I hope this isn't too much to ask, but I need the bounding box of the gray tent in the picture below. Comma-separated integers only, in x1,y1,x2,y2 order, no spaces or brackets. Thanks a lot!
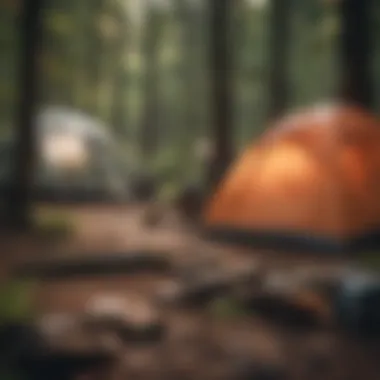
0,107,132,201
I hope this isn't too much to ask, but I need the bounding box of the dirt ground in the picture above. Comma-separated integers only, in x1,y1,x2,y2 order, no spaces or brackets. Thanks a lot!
3,204,380,380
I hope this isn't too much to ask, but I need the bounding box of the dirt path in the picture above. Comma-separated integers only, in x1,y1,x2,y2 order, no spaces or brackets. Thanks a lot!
7,205,372,380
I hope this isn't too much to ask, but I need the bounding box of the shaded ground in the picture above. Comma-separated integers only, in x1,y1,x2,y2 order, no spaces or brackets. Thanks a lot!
3,204,380,379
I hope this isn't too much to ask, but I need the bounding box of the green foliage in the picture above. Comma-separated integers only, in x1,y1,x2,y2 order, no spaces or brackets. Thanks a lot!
44,10,76,37
1,0,379,195
208,296,246,320
33,209,76,241
358,251,380,271
0,280,36,323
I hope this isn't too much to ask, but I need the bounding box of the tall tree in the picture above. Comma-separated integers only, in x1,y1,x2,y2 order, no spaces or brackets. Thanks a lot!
39,0,79,107
176,0,204,181
339,0,373,109
139,4,163,162
110,9,129,137
208,0,233,191
72,0,91,109
267,0,291,121
86,0,105,117
177,1,200,133
7,0,43,229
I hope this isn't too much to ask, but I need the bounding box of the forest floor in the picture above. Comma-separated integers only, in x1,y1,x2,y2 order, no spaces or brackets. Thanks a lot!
2,204,380,380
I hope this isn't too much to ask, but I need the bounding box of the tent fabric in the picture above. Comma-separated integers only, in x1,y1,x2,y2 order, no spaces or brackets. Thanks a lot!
0,107,130,201
203,104,380,251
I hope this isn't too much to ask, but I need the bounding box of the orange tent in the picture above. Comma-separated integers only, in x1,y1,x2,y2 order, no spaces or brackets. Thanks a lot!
203,104,380,252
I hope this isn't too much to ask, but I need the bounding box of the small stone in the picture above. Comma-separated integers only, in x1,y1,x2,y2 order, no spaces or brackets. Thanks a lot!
263,271,299,293
35,312,122,356
155,281,184,305
84,294,166,344
228,264,263,300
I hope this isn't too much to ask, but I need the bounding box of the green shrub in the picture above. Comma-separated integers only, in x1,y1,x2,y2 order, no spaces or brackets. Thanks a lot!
208,296,247,320
0,279,36,324
33,209,75,241
358,251,380,271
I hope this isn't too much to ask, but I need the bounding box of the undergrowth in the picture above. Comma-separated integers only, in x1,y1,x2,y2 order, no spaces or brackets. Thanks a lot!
0,279,36,323
33,208,75,241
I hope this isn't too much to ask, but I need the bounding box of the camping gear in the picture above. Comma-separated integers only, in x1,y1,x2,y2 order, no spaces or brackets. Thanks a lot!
204,104,380,252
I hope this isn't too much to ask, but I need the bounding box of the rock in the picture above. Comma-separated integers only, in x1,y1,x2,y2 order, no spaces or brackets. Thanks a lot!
155,280,184,306
333,270,380,338
36,313,121,355
243,290,330,330
84,294,166,344
239,269,335,329
158,271,240,308
4,314,120,380
291,266,347,300
172,256,221,284
160,262,262,309
228,263,264,301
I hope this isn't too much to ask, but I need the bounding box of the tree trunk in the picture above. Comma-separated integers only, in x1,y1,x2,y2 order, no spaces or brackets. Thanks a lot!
140,6,162,162
111,14,129,138
7,0,43,229
208,0,233,192
339,0,373,109
178,1,199,143
111,67,128,137
267,0,291,121
72,0,90,109
86,0,104,117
